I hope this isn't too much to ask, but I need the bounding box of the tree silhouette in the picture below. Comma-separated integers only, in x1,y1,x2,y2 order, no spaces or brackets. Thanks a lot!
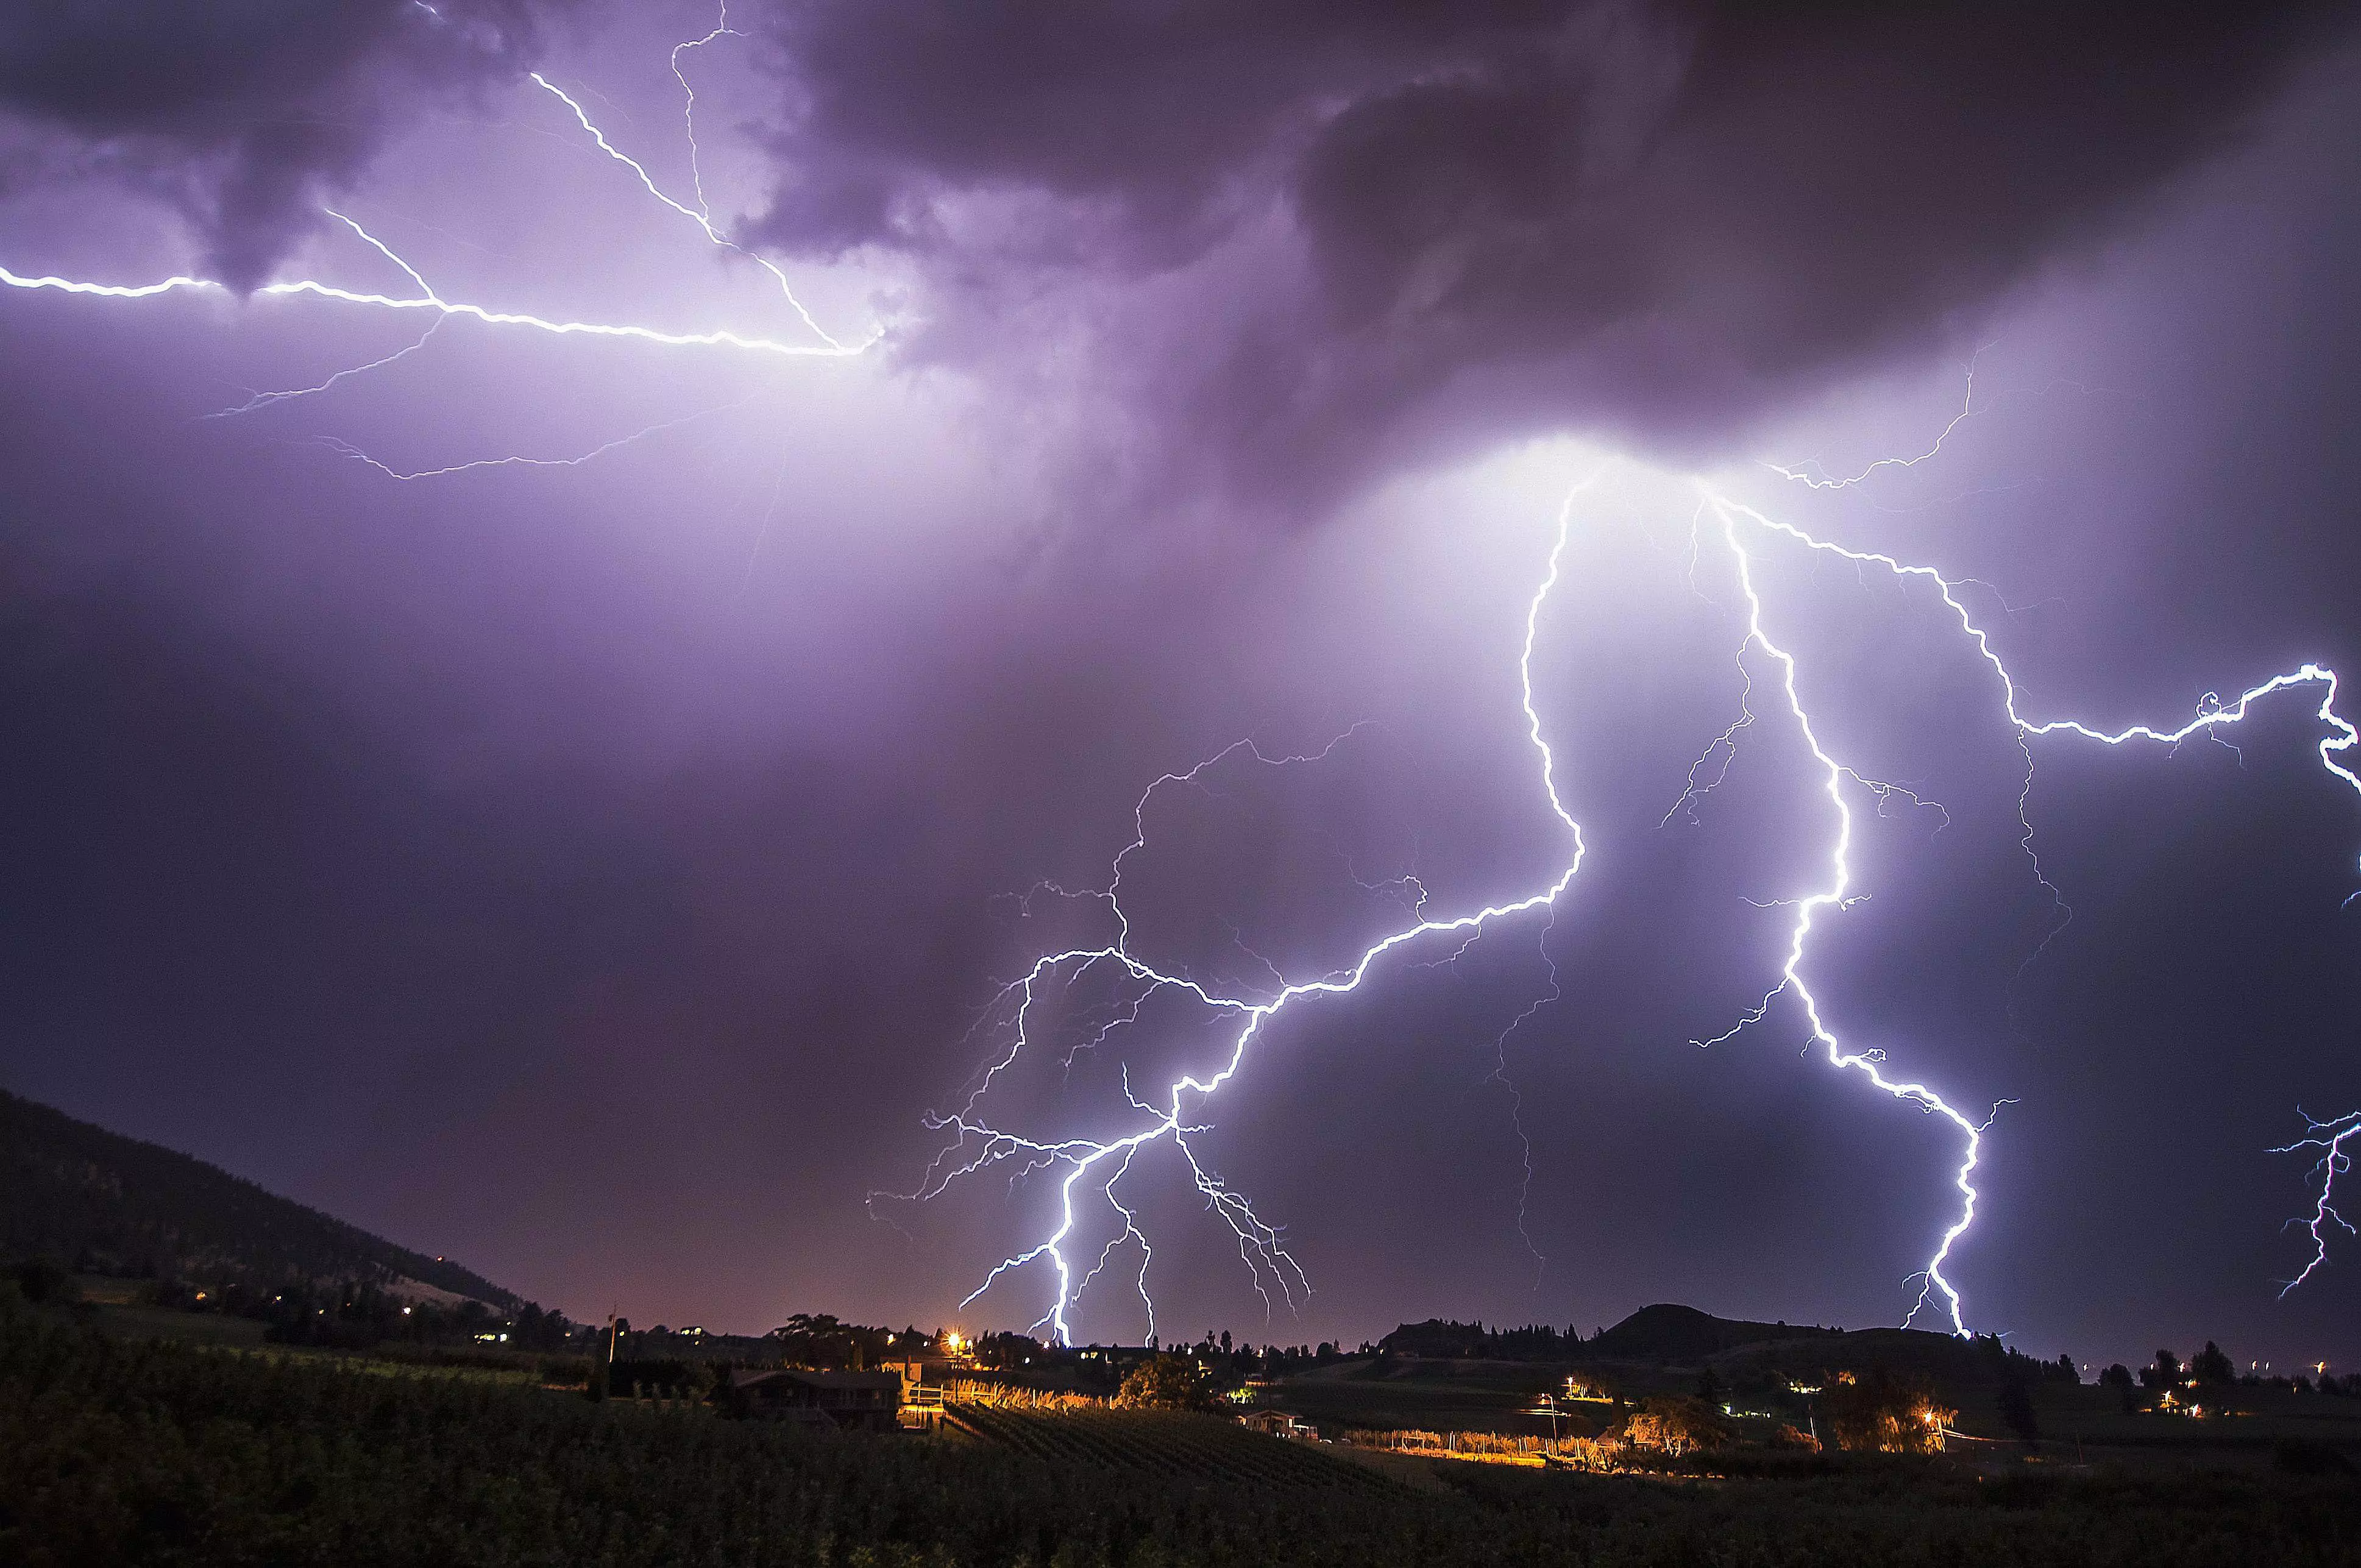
1113,1355,1220,1411
2190,1342,2234,1386
1998,1376,2040,1444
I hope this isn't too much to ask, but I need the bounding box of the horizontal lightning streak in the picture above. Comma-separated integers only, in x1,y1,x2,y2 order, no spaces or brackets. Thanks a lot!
2,236,859,358
4,41,867,374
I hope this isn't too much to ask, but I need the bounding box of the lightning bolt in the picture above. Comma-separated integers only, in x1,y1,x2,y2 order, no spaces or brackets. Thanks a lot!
10,14,2355,1333
670,3,743,224
1486,912,1560,1293
317,394,756,480
0,213,856,360
2274,1110,2361,1296
1684,482,2359,1324
911,439,2360,1344
1766,344,1992,491
1689,487,2001,1333
886,483,1594,1344
3,16,868,473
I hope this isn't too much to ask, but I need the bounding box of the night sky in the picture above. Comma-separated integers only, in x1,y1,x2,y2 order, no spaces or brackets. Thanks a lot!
4,2,2360,1374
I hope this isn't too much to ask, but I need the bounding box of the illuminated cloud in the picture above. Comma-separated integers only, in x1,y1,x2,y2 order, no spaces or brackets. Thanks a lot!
0,0,550,290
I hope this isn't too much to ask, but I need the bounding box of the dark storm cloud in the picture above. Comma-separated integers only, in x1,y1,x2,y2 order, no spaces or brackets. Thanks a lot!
0,0,547,290
746,0,2352,503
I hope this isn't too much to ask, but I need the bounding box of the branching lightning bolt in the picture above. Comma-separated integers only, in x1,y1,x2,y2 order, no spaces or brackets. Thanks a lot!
1765,346,1992,491
1688,488,2000,1333
2274,1110,2361,1296
11,8,2357,1333
0,213,856,359
1679,481,2361,1322
3,15,867,473
884,484,1594,1343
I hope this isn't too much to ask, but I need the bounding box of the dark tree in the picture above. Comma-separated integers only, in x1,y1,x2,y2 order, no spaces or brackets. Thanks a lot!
2190,1341,2234,1386
2140,1349,2182,1389
1695,1367,1724,1407
1998,1376,2040,1444
10,1258,72,1305
2100,1363,2139,1412
2056,1353,2078,1383
1113,1355,1220,1411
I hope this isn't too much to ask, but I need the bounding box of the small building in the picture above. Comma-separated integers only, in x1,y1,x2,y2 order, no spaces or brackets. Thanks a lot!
1241,1410,1317,1440
727,1369,904,1431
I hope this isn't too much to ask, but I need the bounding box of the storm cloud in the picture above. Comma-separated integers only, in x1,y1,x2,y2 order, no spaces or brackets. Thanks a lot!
7,3,2345,495
741,1,2351,506
0,0,548,291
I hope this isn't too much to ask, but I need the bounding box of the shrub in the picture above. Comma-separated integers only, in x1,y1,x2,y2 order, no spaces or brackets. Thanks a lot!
1622,1396,1728,1456
1113,1353,1220,1412
1817,1368,1953,1454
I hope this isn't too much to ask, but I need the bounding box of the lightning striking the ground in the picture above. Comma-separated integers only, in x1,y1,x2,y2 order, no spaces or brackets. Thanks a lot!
884,484,1592,1344
1679,482,2360,1325
901,453,2360,1344
7,13,2356,1342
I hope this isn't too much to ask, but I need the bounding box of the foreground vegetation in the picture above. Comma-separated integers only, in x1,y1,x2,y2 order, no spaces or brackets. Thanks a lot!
3,1308,2356,1567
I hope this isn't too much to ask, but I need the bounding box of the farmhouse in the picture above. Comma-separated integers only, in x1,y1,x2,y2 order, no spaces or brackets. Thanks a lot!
726,1369,904,1431
1241,1410,1318,1440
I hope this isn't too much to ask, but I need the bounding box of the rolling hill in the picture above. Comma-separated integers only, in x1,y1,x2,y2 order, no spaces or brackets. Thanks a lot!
0,1088,514,1305
1584,1303,1847,1362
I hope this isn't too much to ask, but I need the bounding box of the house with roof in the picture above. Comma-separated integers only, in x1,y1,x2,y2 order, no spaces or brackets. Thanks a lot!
723,1368,904,1431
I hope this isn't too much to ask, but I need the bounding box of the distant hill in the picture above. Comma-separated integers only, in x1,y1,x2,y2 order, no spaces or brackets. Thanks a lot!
0,1088,514,1306
1573,1304,2069,1391
1585,1304,1845,1363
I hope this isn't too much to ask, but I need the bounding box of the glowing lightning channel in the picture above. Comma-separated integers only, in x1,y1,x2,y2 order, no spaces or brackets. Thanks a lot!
0,218,857,358
317,394,755,480
1691,488,2002,1333
671,4,742,222
2274,1110,2361,1296
1689,483,2361,1322
1716,497,2361,860
1766,346,1991,490
893,482,1594,1344
4,27,867,409
527,68,864,355
1486,911,1560,1292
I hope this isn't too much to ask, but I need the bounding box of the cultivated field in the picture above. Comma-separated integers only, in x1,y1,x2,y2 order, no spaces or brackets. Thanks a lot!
942,1403,1391,1490
7,1307,2357,1567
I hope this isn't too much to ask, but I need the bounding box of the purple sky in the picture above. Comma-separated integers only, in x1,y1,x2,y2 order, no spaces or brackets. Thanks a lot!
4,2,2360,1372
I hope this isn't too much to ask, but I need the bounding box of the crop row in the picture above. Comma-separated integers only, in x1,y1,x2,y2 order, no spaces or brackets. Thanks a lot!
943,1405,1389,1492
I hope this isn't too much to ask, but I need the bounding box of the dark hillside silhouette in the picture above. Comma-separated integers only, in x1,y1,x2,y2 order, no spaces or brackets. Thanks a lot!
0,1088,513,1305
1585,1305,1844,1362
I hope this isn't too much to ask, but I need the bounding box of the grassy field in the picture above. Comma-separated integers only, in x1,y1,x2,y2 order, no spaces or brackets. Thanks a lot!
7,1308,2359,1566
